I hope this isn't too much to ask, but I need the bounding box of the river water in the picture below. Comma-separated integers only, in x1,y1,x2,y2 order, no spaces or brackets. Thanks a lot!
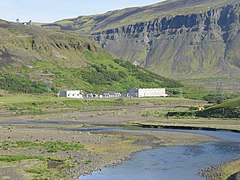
79,129,240,180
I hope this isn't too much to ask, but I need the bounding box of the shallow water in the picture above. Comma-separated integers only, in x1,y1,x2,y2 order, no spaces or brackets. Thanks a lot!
79,130,240,180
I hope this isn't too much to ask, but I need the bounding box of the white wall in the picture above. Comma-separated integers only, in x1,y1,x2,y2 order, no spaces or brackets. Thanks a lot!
138,88,167,97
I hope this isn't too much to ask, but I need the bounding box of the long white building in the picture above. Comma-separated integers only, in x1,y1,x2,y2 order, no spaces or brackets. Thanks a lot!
59,90,83,98
128,88,168,98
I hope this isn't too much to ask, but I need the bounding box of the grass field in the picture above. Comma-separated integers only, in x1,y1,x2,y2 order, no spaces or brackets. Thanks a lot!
0,92,239,179
0,93,207,115
182,77,240,94
196,97,240,118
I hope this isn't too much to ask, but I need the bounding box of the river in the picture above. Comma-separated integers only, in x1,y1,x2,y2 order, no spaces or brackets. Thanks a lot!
79,129,240,180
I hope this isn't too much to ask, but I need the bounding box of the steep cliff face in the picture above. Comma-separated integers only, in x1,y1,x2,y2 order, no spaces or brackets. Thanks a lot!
93,2,240,79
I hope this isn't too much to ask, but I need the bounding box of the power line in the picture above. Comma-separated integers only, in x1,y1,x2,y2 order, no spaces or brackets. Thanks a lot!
216,80,223,94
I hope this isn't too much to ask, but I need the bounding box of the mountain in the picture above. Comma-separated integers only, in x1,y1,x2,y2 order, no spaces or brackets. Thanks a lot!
47,0,240,79
0,21,181,94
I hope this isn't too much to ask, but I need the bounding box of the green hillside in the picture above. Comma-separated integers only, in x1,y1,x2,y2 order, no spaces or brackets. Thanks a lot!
45,0,240,81
197,98,240,118
167,97,240,118
0,22,181,94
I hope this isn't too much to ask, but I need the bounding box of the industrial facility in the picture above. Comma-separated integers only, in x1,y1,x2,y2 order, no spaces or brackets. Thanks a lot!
59,88,168,99
128,88,168,98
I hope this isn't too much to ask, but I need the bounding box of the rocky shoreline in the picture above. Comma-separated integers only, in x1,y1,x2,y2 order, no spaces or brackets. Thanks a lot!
0,125,218,179
199,162,240,180
198,165,223,180
0,107,239,179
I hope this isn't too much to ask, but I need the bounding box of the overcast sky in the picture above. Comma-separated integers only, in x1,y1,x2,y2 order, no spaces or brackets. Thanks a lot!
0,0,164,23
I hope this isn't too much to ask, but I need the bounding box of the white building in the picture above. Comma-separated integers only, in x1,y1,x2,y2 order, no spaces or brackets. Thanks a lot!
101,93,122,98
128,88,168,98
59,90,83,98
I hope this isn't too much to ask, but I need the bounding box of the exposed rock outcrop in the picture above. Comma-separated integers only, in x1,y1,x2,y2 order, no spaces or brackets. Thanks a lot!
92,2,240,78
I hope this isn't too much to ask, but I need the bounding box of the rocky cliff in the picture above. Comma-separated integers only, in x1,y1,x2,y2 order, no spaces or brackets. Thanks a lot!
47,0,240,79
93,2,240,78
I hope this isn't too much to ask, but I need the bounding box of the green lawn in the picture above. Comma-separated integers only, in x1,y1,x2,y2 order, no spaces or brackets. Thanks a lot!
0,94,206,115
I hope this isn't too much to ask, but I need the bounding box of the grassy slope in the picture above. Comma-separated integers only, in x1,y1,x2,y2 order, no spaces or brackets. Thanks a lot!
167,97,240,118
219,160,240,180
0,22,183,94
47,0,240,84
197,97,240,118
213,97,240,109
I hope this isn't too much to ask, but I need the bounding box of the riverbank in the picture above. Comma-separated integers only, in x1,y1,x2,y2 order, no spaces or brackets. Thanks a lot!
0,125,217,179
199,159,240,180
130,119,240,132
0,103,239,179
130,120,240,180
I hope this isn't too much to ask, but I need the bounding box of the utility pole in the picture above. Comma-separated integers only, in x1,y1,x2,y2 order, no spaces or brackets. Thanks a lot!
232,81,240,95
216,80,223,94
179,88,183,98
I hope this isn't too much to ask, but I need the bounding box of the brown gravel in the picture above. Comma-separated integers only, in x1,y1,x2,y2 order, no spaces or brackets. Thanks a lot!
0,108,223,180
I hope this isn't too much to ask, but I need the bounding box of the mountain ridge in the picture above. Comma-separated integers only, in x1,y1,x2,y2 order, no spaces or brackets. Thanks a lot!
1,0,240,94
47,0,239,33
46,0,240,79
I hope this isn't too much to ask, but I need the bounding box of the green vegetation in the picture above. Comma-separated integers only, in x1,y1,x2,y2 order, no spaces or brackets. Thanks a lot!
0,94,208,115
25,166,49,175
0,20,214,101
218,160,240,180
25,159,68,179
48,0,240,84
170,85,213,100
113,98,125,105
0,140,84,153
213,97,240,109
131,118,240,131
40,141,84,153
0,72,48,93
167,97,240,118
0,154,69,179
25,55,182,93
141,111,162,117
0,23,184,95
197,97,240,118
1,51,183,95
84,160,92,164
0,141,38,148
0,94,128,114
114,60,182,88
203,94,226,104
0,155,45,162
